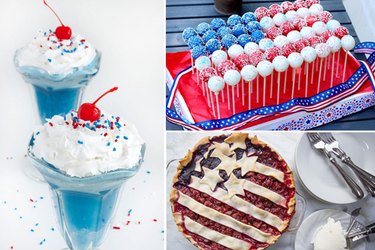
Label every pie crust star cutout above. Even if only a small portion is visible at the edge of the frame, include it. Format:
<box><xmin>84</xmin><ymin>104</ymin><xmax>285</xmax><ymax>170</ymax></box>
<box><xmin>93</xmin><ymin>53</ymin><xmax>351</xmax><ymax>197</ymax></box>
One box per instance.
<box><xmin>199</xmin><ymin>167</ymin><xmax>224</xmax><ymax>191</ymax></box>
<box><xmin>224</xmin><ymin>173</ymin><xmax>245</xmax><ymax>199</ymax></box>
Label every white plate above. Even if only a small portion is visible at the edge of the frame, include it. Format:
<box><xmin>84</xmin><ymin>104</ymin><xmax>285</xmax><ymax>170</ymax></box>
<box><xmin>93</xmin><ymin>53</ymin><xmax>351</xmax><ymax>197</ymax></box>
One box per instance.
<box><xmin>295</xmin><ymin>209</ymin><xmax>366</xmax><ymax>250</ymax></box>
<box><xmin>295</xmin><ymin>133</ymin><xmax>375</xmax><ymax>204</ymax></box>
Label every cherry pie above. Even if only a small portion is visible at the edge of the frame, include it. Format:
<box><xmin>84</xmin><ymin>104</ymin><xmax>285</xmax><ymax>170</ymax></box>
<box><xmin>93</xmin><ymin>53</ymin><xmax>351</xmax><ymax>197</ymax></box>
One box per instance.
<box><xmin>170</xmin><ymin>133</ymin><xmax>296</xmax><ymax>250</ymax></box>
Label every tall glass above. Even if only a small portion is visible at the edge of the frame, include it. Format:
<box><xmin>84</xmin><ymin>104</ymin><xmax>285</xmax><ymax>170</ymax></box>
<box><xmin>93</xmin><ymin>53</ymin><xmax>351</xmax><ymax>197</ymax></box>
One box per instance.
<box><xmin>28</xmin><ymin>136</ymin><xmax>145</xmax><ymax>250</ymax></box>
<box><xmin>14</xmin><ymin>50</ymin><xmax>101</xmax><ymax>124</ymax></box>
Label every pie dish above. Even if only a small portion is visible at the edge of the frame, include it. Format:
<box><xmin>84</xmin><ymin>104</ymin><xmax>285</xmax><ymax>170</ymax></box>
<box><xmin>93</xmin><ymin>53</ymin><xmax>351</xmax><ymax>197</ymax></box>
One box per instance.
<box><xmin>170</xmin><ymin>132</ymin><xmax>296</xmax><ymax>250</ymax></box>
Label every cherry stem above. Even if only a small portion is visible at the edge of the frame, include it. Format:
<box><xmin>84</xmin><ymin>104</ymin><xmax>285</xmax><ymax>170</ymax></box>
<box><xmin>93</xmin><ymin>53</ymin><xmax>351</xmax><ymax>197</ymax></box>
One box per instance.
<box><xmin>92</xmin><ymin>87</ymin><xmax>119</xmax><ymax>105</ymax></box>
<box><xmin>43</xmin><ymin>0</ymin><xmax>64</xmax><ymax>26</ymax></box>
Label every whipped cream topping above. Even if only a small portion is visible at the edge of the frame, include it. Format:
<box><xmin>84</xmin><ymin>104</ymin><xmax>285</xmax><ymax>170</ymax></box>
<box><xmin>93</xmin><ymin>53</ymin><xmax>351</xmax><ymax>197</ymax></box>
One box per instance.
<box><xmin>31</xmin><ymin>112</ymin><xmax>144</xmax><ymax>177</ymax></box>
<box><xmin>16</xmin><ymin>30</ymin><xmax>97</xmax><ymax>75</ymax></box>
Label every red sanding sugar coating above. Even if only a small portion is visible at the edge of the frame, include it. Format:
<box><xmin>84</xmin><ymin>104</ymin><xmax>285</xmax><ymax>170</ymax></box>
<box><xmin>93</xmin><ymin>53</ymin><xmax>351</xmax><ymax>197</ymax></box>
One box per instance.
<box><xmin>249</xmin><ymin>51</ymin><xmax>265</xmax><ymax>66</ymax></box>
<box><xmin>269</xmin><ymin>4</ymin><xmax>283</xmax><ymax>17</ymax></box>
<box><xmin>293</xmin><ymin>0</ymin><xmax>306</xmax><ymax>10</ymax></box>
<box><xmin>234</xmin><ymin>54</ymin><xmax>251</xmax><ymax>69</ymax></box>
<box><xmin>319</xmin><ymin>11</ymin><xmax>333</xmax><ymax>23</ymax></box>
<box><xmin>281</xmin><ymin>1</ymin><xmax>294</xmax><ymax>13</ymax></box>
<box><xmin>281</xmin><ymin>22</ymin><xmax>294</xmax><ymax>35</ymax></box>
<box><xmin>267</xmin><ymin>26</ymin><xmax>282</xmax><ymax>40</ymax></box>
<box><xmin>293</xmin><ymin>19</ymin><xmax>307</xmax><ymax>31</ymax></box>
<box><xmin>306</xmin><ymin>0</ymin><xmax>320</xmax><ymax>7</ymax></box>
<box><xmin>255</xmin><ymin>7</ymin><xmax>270</xmax><ymax>20</ymax></box>
<box><xmin>199</xmin><ymin>67</ymin><xmax>217</xmax><ymax>82</ymax></box>
<box><xmin>320</xmin><ymin>30</ymin><xmax>334</xmax><ymax>42</ymax></box>
<box><xmin>294</xmin><ymin>38</ymin><xmax>310</xmax><ymax>52</ymax></box>
<box><xmin>281</xmin><ymin>43</ymin><xmax>296</xmax><ymax>57</ymax></box>
<box><xmin>335</xmin><ymin>26</ymin><xmax>349</xmax><ymax>39</ymax></box>
<box><xmin>309</xmin><ymin>36</ymin><xmax>323</xmax><ymax>47</ymax></box>
<box><xmin>305</xmin><ymin>15</ymin><xmax>318</xmax><ymax>27</ymax></box>
<box><xmin>265</xmin><ymin>47</ymin><xmax>281</xmax><ymax>61</ymax></box>
<box><xmin>217</xmin><ymin>60</ymin><xmax>236</xmax><ymax>76</ymax></box>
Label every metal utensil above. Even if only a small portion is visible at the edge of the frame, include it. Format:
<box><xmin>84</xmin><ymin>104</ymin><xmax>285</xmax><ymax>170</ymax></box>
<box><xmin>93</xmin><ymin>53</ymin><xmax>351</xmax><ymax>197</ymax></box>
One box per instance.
<box><xmin>347</xmin><ymin>221</ymin><xmax>375</xmax><ymax>243</ymax></box>
<box><xmin>307</xmin><ymin>133</ymin><xmax>364</xmax><ymax>199</ymax></box>
<box><xmin>346</xmin><ymin>208</ymin><xmax>362</xmax><ymax>235</ymax></box>
<box><xmin>321</xmin><ymin>133</ymin><xmax>375</xmax><ymax>197</ymax></box>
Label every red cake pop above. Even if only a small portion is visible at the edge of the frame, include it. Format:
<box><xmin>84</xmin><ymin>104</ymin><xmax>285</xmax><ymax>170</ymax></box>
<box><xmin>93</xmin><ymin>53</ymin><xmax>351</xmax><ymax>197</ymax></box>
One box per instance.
<box><xmin>281</xmin><ymin>43</ymin><xmax>296</xmax><ymax>57</ymax></box>
<box><xmin>309</xmin><ymin>36</ymin><xmax>323</xmax><ymax>47</ymax></box>
<box><xmin>306</xmin><ymin>0</ymin><xmax>320</xmax><ymax>8</ymax></box>
<box><xmin>281</xmin><ymin>22</ymin><xmax>295</xmax><ymax>35</ymax></box>
<box><xmin>334</xmin><ymin>26</ymin><xmax>349</xmax><ymax>39</ymax></box>
<box><xmin>293</xmin><ymin>19</ymin><xmax>307</xmax><ymax>31</ymax></box>
<box><xmin>293</xmin><ymin>0</ymin><xmax>307</xmax><ymax>10</ymax></box>
<box><xmin>320</xmin><ymin>30</ymin><xmax>334</xmax><ymax>42</ymax></box>
<box><xmin>281</xmin><ymin>1</ymin><xmax>295</xmax><ymax>13</ymax></box>
<box><xmin>43</xmin><ymin>0</ymin><xmax>72</xmax><ymax>40</ymax></box>
<box><xmin>264</xmin><ymin>47</ymin><xmax>281</xmax><ymax>61</ymax></box>
<box><xmin>305</xmin><ymin>15</ymin><xmax>318</xmax><ymax>27</ymax></box>
<box><xmin>234</xmin><ymin>54</ymin><xmax>251</xmax><ymax>69</ymax></box>
<box><xmin>255</xmin><ymin>7</ymin><xmax>270</xmax><ymax>20</ymax></box>
<box><xmin>319</xmin><ymin>11</ymin><xmax>333</xmax><ymax>23</ymax></box>
<box><xmin>294</xmin><ymin>38</ymin><xmax>310</xmax><ymax>52</ymax></box>
<box><xmin>267</xmin><ymin>26</ymin><xmax>282</xmax><ymax>40</ymax></box>
<box><xmin>78</xmin><ymin>87</ymin><xmax>118</xmax><ymax>122</ymax></box>
<box><xmin>269</xmin><ymin>4</ymin><xmax>283</xmax><ymax>17</ymax></box>
<box><xmin>217</xmin><ymin>60</ymin><xmax>236</xmax><ymax>76</ymax></box>
<box><xmin>249</xmin><ymin>51</ymin><xmax>265</xmax><ymax>66</ymax></box>
<box><xmin>199</xmin><ymin>67</ymin><xmax>217</xmax><ymax>82</ymax></box>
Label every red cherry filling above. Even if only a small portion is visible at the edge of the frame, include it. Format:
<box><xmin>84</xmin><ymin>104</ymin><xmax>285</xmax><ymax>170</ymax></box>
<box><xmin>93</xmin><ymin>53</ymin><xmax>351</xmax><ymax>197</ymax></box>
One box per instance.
<box><xmin>78</xmin><ymin>87</ymin><xmax>119</xmax><ymax>122</ymax></box>
<box><xmin>43</xmin><ymin>0</ymin><xmax>72</xmax><ymax>40</ymax></box>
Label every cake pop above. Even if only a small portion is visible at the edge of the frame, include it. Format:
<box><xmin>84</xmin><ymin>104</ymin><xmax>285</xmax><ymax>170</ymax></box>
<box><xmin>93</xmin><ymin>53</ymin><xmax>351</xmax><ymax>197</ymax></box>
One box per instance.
<box><xmin>341</xmin><ymin>35</ymin><xmax>355</xmax><ymax>82</ymax></box>
<box><xmin>309</xmin><ymin>4</ymin><xmax>324</xmax><ymax>16</ymax></box>
<box><xmin>234</xmin><ymin>53</ymin><xmax>250</xmax><ymax>69</ymax></box>
<box><xmin>227</xmin><ymin>15</ymin><xmax>242</xmax><ymax>27</ymax></box>
<box><xmin>312</xmin><ymin>21</ymin><xmax>327</xmax><ymax>35</ymax></box>
<box><xmin>294</xmin><ymin>38</ymin><xmax>310</xmax><ymax>53</ymax></box>
<box><xmin>334</xmin><ymin>26</ymin><xmax>349</xmax><ymax>39</ymax></box>
<box><xmin>269</xmin><ymin>4</ymin><xmax>283</xmax><ymax>17</ymax></box>
<box><xmin>199</xmin><ymin>67</ymin><xmax>217</xmax><ymax>83</ymax></box>
<box><xmin>221</xmin><ymin>34</ymin><xmax>238</xmax><ymax>49</ymax></box>
<box><xmin>315</xmin><ymin>43</ymin><xmax>330</xmax><ymax>93</ymax></box>
<box><xmin>244</xmin><ymin>42</ymin><xmax>259</xmax><ymax>55</ymax></box>
<box><xmin>274</xmin><ymin>35</ymin><xmax>289</xmax><ymax>48</ymax></box>
<box><xmin>251</xmin><ymin>30</ymin><xmax>265</xmax><ymax>43</ymax></box>
<box><xmin>306</xmin><ymin>0</ymin><xmax>320</xmax><ymax>8</ymax></box>
<box><xmin>259</xmin><ymin>38</ymin><xmax>274</xmax><ymax>51</ymax></box>
<box><xmin>191</xmin><ymin>45</ymin><xmax>208</xmax><ymax>60</ymax></box>
<box><xmin>319</xmin><ymin>11</ymin><xmax>333</xmax><ymax>23</ymax></box>
<box><xmin>218</xmin><ymin>26</ymin><xmax>233</xmax><ymax>37</ymax></box>
<box><xmin>281</xmin><ymin>43</ymin><xmax>296</xmax><ymax>57</ymax></box>
<box><xmin>187</xmin><ymin>36</ymin><xmax>204</xmax><ymax>49</ymax></box>
<box><xmin>287</xmin><ymin>30</ymin><xmax>303</xmax><ymax>43</ymax></box>
<box><xmin>320</xmin><ymin>30</ymin><xmax>334</xmax><ymax>42</ymax></box>
<box><xmin>260</xmin><ymin>16</ymin><xmax>275</xmax><ymax>31</ymax></box>
<box><xmin>195</xmin><ymin>56</ymin><xmax>211</xmax><ymax>71</ymax></box>
<box><xmin>267</xmin><ymin>27</ymin><xmax>282</xmax><ymax>40</ymax></box>
<box><xmin>305</xmin><ymin>15</ymin><xmax>318</xmax><ymax>27</ymax></box>
<box><xmin>309</xmin><ymin>36</ymin><xmax>323</xmax><ymax>47</ymax></box>
<box><xmin>273</xmin><ymin>13</ymin><xmax>287</xmax><ymax>27</ymax></box>
<box><xmin>197</xmin><ymin>64</ymin><xmax>216</xmax><ymax>99</ymax></box>
<box><xmin>196</xmin><ymin>22</ymin><xmax>211</xmax><ymax>35</ymax></box>
<box><xmin>326</xmin><ymin>36</ymin><xmax>341</xmax><ymax>87</ymax></box>
<box><xmin>208</xmin><ymin>76</ymin><xmax>225</xmax><ymax>118</ymax></box>
<box><xmin>288</xmin><ymin>52</ymin><xmax>304</xmax><ymax>98</ymax></box>
<box><xmin>241</xmin><ymin>65</ymin><xmax>258</xmax><ymax>109</ymax></box>
<box><xmin>182</xmin><ymin>27</ymin><xmax>197</xmax><ymax>42</ymax></box>
<box><xmin>301</xmin><ymin>46</ymin><xmax>317</xmax><ymax>95</ymax></box>
<box><xmin>257</xmin><ymin>60</ymin><xmax>274</xmax><ymax>106</ymax></box>
<box><xmin>326</xmin><ymin>20</ymin><xmax>341</xmax><ymax>31</ymax></box>
<box><xmin>255</xmin><ymin>7</ymin><xmax>270</xmax><ymax>20</ymax></box>
<box><xmin>301</xmin><ymin>26</ymin><xmax>316</xmax><ymax>39</ymax></box>
<box><xmin>281</xmin><ymin>22</ymin><xmax>294</xmax><ymax>35</ymax></box>
<box><xmin>238</xmin><ymin>34</ymin><xmax>252</xmax><ymax>47</ymax></box>
<box><xmin>273</xmin><ymin>55</ymin><xmax>289</xmax><ymax>104</ymax></box>
<box><xmin>217</xmin><ymin>60</ymin><xmax>236</xmax><ymax>77</ymax></box>
<box><xmin>246</xmin><ymin>21</ymin><xmax>261</xmax><ymax>33</ymax></box>
<box><xmin>285</xmin><ymin>10</ymin><xmax>298</xmax><ymax>22</ymax></box>
<box><xmin>228</xmin><ymin>44</ymin><xmax>244</xmax><ymax>59</ymax></box>
<box><xmin>242</xmin><ymin>12</ymin><xmax>257</xmax><ymax>24</ymax></box>
<box><xmin>281</xmin><ymin>1</ymin><xmax>295</xmax><ymax>13</ymax></box>
<box><xmin>211</xmin><ymin>18</ymin><xmax>226</xmax><ymax>30</ymax></box>
<box><xmin>232</xmin><ymin>24</ymin><xmax>247</xmax><ymax>37</ymax></box>
<box><xmin>206</xmin><ymin>38</ymin><xmax>221</xmax><ymax>54</ymax></box>
<box><xmin>211</xmin><ymin>50</ymin><xmax>228</xmax><ymax>67</ymax></box>
<box><xmin>265</xmin><ymin>47</ymin><xmax>281</xmax><ymax>61</ymax></box>
<box><xmin>293</xmin><ymin>0</ymin><xmax>307</xmax><ymax>10</ymax></box>
<box><xmin>224</xmin><ymin>70</ymin><xmax>241</xmax><ymax>114</ymax></box>
<box><xmin>297</xmin><ymin>7</ymin><xmax>310</xmax><ymax>18</ymax></box>
<box><xmin>249</xmin><ymin>51</ymin><xmax>265</xmax><ymax>67</ymax></box>
<box><xmin>293</xmin><ymin>19</ymin><xmax>308</xmax><ymax>31</ymax></box>
<box><xmin>202</xmin><ymin>30</ymin><xmax>218</xmax><ymax>43</ymax></box>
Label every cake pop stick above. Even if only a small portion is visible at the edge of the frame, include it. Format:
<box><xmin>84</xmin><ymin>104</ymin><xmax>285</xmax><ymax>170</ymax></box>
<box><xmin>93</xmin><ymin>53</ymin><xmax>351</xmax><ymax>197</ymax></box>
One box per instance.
<box><xmin>224</xmin><ymin>70</ymin><xmax>241</xmax><ymax>115</ymax></box>
<box><xmin>326</xmin><ymin>36</ymin><xmax>341</xmax><ymax>87</ymax></box>
<box><xmin>336</xmin><ymin>49</ymin><xmax>341</xmax><ymax>78</ymax></box>
<box><xmin>257</xmin><ymin>77</ymin><xmax>260</xmax><ymax>103</ymax></box>
<box><xmin>208</xmin><ymin>76</ymin><xmax>225</xmax><ymax>119</ymax></box>
<box><xmin>315</xmin><ymin>43</ymin><xmax>330</xmax><ymax>93</ymax></box>
<box><xmin>323</xmin><ymin>57</ymin><xmax>327</xmax><ymax>82</ymax></box>
<box><xmin>195</xmin><ymin>56</ymin><xmax>211</xmax><ymax>96</ymax></box>
<box><xmin>228</xmin><ymin>45</ymin><xmax>244</xmax><ymax>98</ymax></box>
<box><xmin>341</xmin><ymin>35</ymin><xmax>355</xmax><ymax>83</ymax></box>
<box><xmin>301</xmin><ymin>46</ymin><xmax>317</xmax><ymax>97</ymax></box>
<box><xmin>283</xmin><ymin>69</ymin><xmax>288</xmax><ymax>94</ymax></box>
<box><xmin>241</xmin><ymin>65</ymin><xmax>258</xmax><ymax>110</ymax></box>
<box><xmin>257</xmin><ymin>61</ymin><xmax>274</xmax><ymax>107</ymax></box>
<box><xmin>288</xmin><ymin>53</ymin><xmax>303</xmax><ymax>99</ymax></box>
<box><xmin>273</xmin><ymin>56</ymin><xmax>289</xmax><ymax>104</ymax></box>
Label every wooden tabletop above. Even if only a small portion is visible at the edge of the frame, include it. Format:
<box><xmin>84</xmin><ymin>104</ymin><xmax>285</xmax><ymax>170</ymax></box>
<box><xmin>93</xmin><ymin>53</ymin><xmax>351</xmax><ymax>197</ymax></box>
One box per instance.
<box><xmin>166</xmin><ymin>0</ymin><xmax>375</xmax><ymax>130</ymax></box>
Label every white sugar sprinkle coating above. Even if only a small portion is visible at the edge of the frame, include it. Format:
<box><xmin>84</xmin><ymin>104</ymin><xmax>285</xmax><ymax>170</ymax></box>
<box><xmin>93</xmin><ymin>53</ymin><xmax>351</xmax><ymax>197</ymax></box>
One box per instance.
<box><xmin>341</xmin><ymin>35</ymin><xmax>355</xmax><ymax>51</ymax></box>
<box><xmin>300</xmin><ymin>26</ymin><xmax>316</xmax><ymax>39</ymax></box>
<box><xmin>287</xmin><ymin>30</ymin><xmax>302</xmax><ymax>43</ymax></box>
<box><xmin>301</xmin><ymin>46</ymin><xmax>317</xmax><ymax>63</ymax></box>
<box><xmin>259</xmin><ymin>38</ymin><xmax>274</xmax><ymax>51</ymax></box>
<box><xmin>297</xmin><ymin>7</ymin><xmax>310</xmax><ymax>18</ymax></box>
<box><xmin>195</xmin><ymin>56</ymin><xmax>211</xmax><ymax>71</ymax></box>
<box><xmin>273</xmin><ymin>13</ymin><xmax>287</xmax><ymax>27</ymax></box>
<box><xmin>326</xmin><ymin>36</ymin><xmax>341</xmax><ymax>52</ymax></box>
<box><xmin>208</xmin><ymin>76</ymin><xmax>225</xmax><ymax>92</ymax></box>
<box><xmin>272</xmin><ymin>55</ymin><xmax>289</xmax><ymax>72</ymax></box>
<box><xmin>285</xmin><ymin>10</ymin><xmax>298</xmax><ymax>22</ymax></box>
<box><xmin>228</xmin><ymin>44</ymin><xmax>244</xmax><ymax>59</ymax></box>
<box><xmin>312</xmin><ymin>21</ymin><xmax>327</xmax><ymax>35</ymax></box>
<box><xmin>224</xmin><ymin>70</ymin><xmax>241</xmax><ymax>86</ymax></box>
<box><xmin>241</xmin><ymin>65</ymin><xmax>258</xmax><ymax>81</ymax></box>
<box><xmin>326</xmin><ymin>20</ymin><xmax>341</xmax><ymax>31</ymax></box>
<box><xmin>211</xmin><ymin>50</ymin><xmax>228</xmax><ymax>66</ymax></box>
<box><xmin>244</xmin><ymin>42</ymin><xmax>259</xmax><ymax>55</ymax></box>
<box><xmin>274</xmin><ymin>35</ymin><xmax>289</xmax><ymax>48</ymax></box>
<box><xmin>260</xmin><ymin>16</ymin><xmax>275</xmax><ymax>31</ymax></box>
<box><xmin>288</xmin><ymin>52</ymin><xmax>303</xmax><ymax>68</ymax></box>
<box><xmin>309</xmin><ymin>4</ymin><xmax>324</xmax><ymax>15</ymax></box>
<box><xmin>257</xmin><ymin>60</ymin><xmax>274</xmax><ymax>77</ymax></box>
<box><xmin>315</xmin><ymin>43</ymin><xmax>331</xmax><ymax>58</ymax></box>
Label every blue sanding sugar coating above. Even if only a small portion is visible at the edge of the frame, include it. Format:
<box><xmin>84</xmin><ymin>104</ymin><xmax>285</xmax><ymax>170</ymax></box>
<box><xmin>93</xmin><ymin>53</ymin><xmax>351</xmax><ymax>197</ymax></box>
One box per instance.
<box><xmin>191</xmin><ymin>45</ymin><xmax>207</xmax><ymax>59</ymax></box>
<box><xmin>242</xmin><ymin>12</ymin><xmax>257</xmax><ymax>24</ymax></box>
<box><xmin>221</xmin><ymin>34</ymin><xmax>238</xmax><ymax>49</ymax></box>
<box><xmin>232</xmin><ymin>24</ymin><xmax>247</xmax><ymax>37</ymax></box>
<box><xmin>246</xmin><ymin>21</ymin><xmax>261</xmax><ymax>33</ymax></box>
<box><xmin>217</xmin><ymin>26</ymin><xmax>233</xmax><ymax>38</ymax></box>
<box><xmin>238</xmin><ymin>34</ymin><xmax>252</xmax><ymax>47</ymax></box>
<box><xmin>182</xmin><ymin>27</ymin><xmax>197</xmax><ymax>42</ymax></box>
<box><xmin>251</xmin><ymin>30</ymin><xmax>265</xmax><ymax>43</ymax></box>
<box><xmin>227</xmin><ymin>14</ymin><xmax>242</xmax><ymax>27</ymax></box>
<box><xmin>196</xmin><ymin>22</ymin><xmax>211</xmax><ymax>35</ymax></box>
<box><xmin>34</xmin><ymin>85</ymin><xmax>82</xmax><ymax>123</ymax></box>
<box><xmin>202</xmin><ymin>30</ymin><xmax>218</xmax><ymax>43</ymax></box>
<box><xmin>206</xmin><ymin>38</ymin><xmax>221</xmax><ymax>54</ymax></box>
<box><xmin>211</xmin><ymin>18</ymin><xmax>226</xmax><ymax>30</ymax></box>
<box><xmin>187</xmin><ymin>36</ymin><xmax>203</xmax><ymax>49</ymax></box>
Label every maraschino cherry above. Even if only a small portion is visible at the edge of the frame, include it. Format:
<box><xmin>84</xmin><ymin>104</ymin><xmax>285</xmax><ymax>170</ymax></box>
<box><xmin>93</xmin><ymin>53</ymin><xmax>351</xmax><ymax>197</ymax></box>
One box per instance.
<box><xmin>78</xmin><ymin>87</ymin><xmax>119</xmax><ymax>122</ymax></box>
<box><xmin>43</xmin><ymin>0</ymin><xmax>72</xmax><ymax>40</ymax></box>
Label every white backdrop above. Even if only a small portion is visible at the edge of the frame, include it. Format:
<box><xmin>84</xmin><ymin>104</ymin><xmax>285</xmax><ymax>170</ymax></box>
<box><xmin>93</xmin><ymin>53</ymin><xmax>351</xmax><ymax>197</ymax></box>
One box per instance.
<box><xmin>0</xmin><ymin>0</ymin><xmax>165</xmax><ymax>249</ymax></box>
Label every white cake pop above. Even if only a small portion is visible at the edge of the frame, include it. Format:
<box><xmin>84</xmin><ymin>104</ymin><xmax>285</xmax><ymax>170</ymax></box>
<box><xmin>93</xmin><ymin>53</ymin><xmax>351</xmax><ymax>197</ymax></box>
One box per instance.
<box><xmin>273</xmin><ymin>13</ymin><xmax>287</xmax><ymax>27</ymax></box>
<box><xmin>244</xmin><ymin>42</ymin><xmax>259</xmax><ymax>55</ymax></box>
<box><xmin>228</xmin><ymin>44</ymin><xmax>244</xmax><ymax>59</ymax></box>
<box><xmin>312</xmin><ymin>21</ymin><xmax>327</xmax><ymax>35</ymax></box>
<box><xmin>341</xmin><ymin>35</ymin><xmax>355</xmax><ymax>51</ymax></box>
<box><xmin>274</xmin><ymin>35</ymin><xmax>289</xmax><ymax>48</ymax></box>
<box><xmin>257</xmin><ymin>60</ymin><xmax>274</xmax><ymax>77</ymax></box>
<box><xmin>301</xmin><ymin>46</ymin><xmax>317</xmax><ymax>63</ymax></box>
<box><xmin>287</xmin><ymin>30</ymin><xmax>302</xmax><ymax>43</ymax></box>
<box><xmin>297</xmin><ymin>7</ymin><xmax>310</xmax><ymax>18</ymax></box>
<box><xmin>241</xmin><ymin>65</ymin><xmax>258</xmax><ymax>81</ymax></box>
<box><xmin>272</xmin><ymin>56</ymin><xmax>289</xmax><ymax>72</ymax></box>
<box><xmin>327</xmin><ymin>36</ymin><xmax>341</xmax><ymax>52</ymax></box>
<box><xmin>224</xmin><ymin>70</ymin><xmax>241</xmax><ymax>86</ymax></box>
<box><xmin>285</xmin><ymin>10</ymin><xmax>298</xmax><ymax>22</ymax></box>
<box><xmin>208</xmin><ymin>76</ymin><xmax>225</xmax><ymax>92</ymax></box>
<box><xmin>309</xmin><ymin>4</ymin><xmax>323</xmax><ymax>15</ymax></box>
<box><xmin>288</xmin><ymin>52</ymin><xmax>304</xmax><ymax>68</ymax></box>
<box><xmin>259</xmin><ymin>38</ymin><xmax>274</xmax><ymax>51</ymax></box>
<box><xmin>195</xmin><ymin>56</ymin><xmax>211</xmax><ymax>71</ymax></box>
<box><xmin>300</xmin><ymin>26</ymin><xmax>316</xmax><ymax>39</ymax></box>
<box><xmin>211</xmin><ymin>50</ymin><xmax>228</xmax><ymax>66</ymax></box>
<box><xmin>260</xmin><ymin>16</ymin><xmax>275</xmax><ymax>31</ymax></box>
<box><xmin>315</xmin><ymin>43</ymin><xmax>330</xmax><ymax>58</ymax></box>
<box><xmin>327</xmin><ymin>20</ymin><xmax>341</xmax><ymax>31</ymax></box>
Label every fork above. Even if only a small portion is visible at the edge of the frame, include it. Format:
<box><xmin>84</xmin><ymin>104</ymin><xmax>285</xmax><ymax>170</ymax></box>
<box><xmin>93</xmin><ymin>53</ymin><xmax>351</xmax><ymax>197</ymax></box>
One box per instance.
<box><xmin>307</xmin><ymin>133</ymin><xmax>364</xmax><ymax>199</ymax></box>
<box><xmin>321</xmin><ymin>133</ymin><xmax>375</xmax><ymax>196</ymax></box>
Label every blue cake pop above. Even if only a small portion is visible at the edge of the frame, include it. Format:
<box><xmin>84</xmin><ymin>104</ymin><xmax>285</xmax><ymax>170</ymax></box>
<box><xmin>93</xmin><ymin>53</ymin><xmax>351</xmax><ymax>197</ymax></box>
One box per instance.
<box><xmin>217</xmin><ymin>26</ymin><xmax>233</xmax><ymax>38</ymax></box>
<box><xmin>251</xmin><ymin>30</ymin><xmax>264</xmax><ymax>43</ymax></box>
<box><xmin>221</xmin><ymin>34</ymin><xmax>238</xmax><ymax>49</ymax></box>
<box><xmin>202</xmin><ymin>30</ymin><xmax>218</xmax><ymax>43</ymax></box>
<box><xmin>242</xmin><ymin>12</ymin><xmax>257</xmax><ymax>24</ymax></box>
<box><xmin>232</xmin><ymin>24</ymin><xmax>247</xmax><ymax>37</ymax></box>
<box><xmin>238</xmin><ymin>34</ymin><xmax>252</xmax><ymax>47</ymax></box>
<box><xmin>182</xmin><ymin>27</ymin><xmax>197</xmax><ymax>42</ymax></box>
<box><xmin>196</xmin><ymin>22</ymin><xmax>211</xmax><ymax>35</ymax></box>
<box><xmin>211</xmin><ymin>18</ymin><xmax>226</xmax><ymax>30</ymax></box>
<box><xmin>187</xmin><ymin>36</ymin><xmax>204</xmax><ymax>49</ymax></box>
<box><xmin>246</xmin><ymin>21</ymin><xmax>261</xmax><ymax>33</ymax></box>
<box><xmin>227</xmin><ymin>14</ymin><xmax>242</xmax><ymax>27</ymax></box>
<box><xmin>206</xmin><ymin>38</ymin><xmax>221</xmax><ymax>54</ymax></box>
<box><xmin>191</xmin><ymin>45</ymin><xmax>208</xmax><ymax>60</ymax></box>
